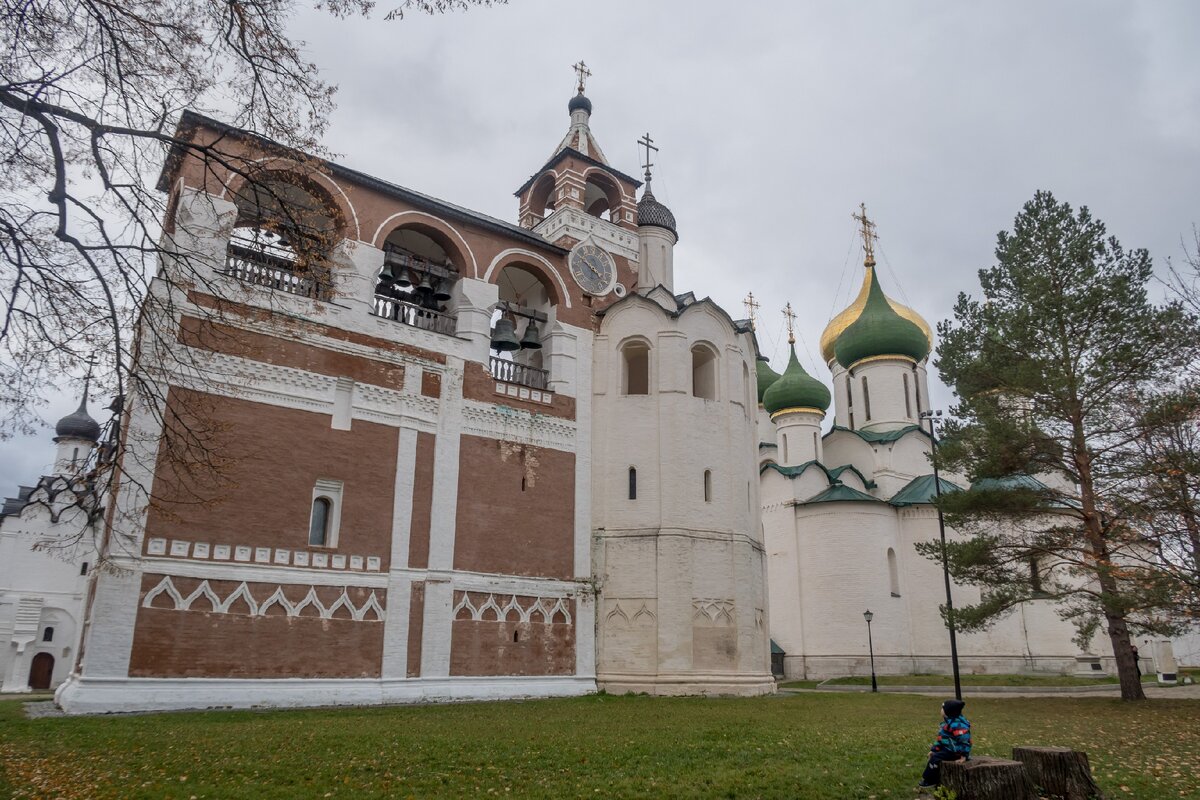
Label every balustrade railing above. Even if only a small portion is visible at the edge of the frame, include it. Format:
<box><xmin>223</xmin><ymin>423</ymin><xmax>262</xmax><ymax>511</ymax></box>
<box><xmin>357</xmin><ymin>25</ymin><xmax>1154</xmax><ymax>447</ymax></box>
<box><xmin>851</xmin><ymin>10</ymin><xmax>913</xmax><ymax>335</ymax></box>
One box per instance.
<box><xmin>371</xmin><ymin>295</ymin><xmax>457</xmax><ymax>336</ymax></box>
<box><xmin>490</xmin><ymin>357</ymin><xmax>549</xmax><ymax>390</ymax></box>
<box><xmin>223</xmin><ymin>243</ymin><xmax>332</xmax><ymax>301</ymax></box>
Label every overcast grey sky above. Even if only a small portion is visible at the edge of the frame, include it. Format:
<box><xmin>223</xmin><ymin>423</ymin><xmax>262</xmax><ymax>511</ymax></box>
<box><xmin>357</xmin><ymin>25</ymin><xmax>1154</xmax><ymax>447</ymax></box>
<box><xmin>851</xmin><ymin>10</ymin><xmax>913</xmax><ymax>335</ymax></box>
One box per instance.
<box><xmin>3</xmin><ymin>0</ymin><xmax>1198</xmax><ymax>499</ymax></box>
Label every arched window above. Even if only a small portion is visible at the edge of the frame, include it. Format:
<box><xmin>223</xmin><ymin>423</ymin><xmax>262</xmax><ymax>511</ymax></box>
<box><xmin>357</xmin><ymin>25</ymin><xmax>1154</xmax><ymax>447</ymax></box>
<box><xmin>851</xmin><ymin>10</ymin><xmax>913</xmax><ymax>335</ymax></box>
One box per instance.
<box><xmin>583</xmin><ymin>173</ymin><xmax>622</xmax><ymax>222</ymax></box>
<box><xmin>913</xmin><ymin>367</ymin><xmax>923</xmax><ymax>414</ymax></box>
<box><xmin>373</xmin><ymin>226</ymin><xmax>461</xmax><ymax>333</ymax></box>
<box><xmin>691</xmin><ymin>345</ymin><xmax>717</xmax><ymax>400</ymax></box>
<box><xmin>903</xmin><ymin>373</ymin><xmax>912</xmax><ymax>418</ymax></box>
<box><xmin>782</xmin><ymin>434</ymin><xmax>789</xmax><ymax>463</ymax></box>
<box><xmin>628</xmin><ymin>467</ymin><xmax>637</xmax><ymax>500</ymax></box>
<box><xmin>703</xmin><ymin>470</ymin><xmax>713</xmax><ymax>503</ymax></box>
<box><xmin>228</xmin><ymin>173</ymin><xmax>341</xmax><ymax>301</ymax></box>
<box><xmin>622</xmin><ymin>342</ymin><xmax>650</xmax><ymax>395</ymax></box>
<box><xmin>862</xmin><ymin>375</ymin><xmax>872</xmax><ymax>421</ymax></box>
<box><xmin>887</xmin><ymin>548</ymin><xmax>900</xmax><ymax>597</ymax></box>
<box><xmin>812</xmin><ymin>431</ymin><xmax>819</xmax><ymax>456</ymax></box>
<box><xmin>42</xmin><ymin>626</ymin><xmax>54</xmax><ymax>643</ymax></box>
<box><xmin>309</xmin><ymin>497</ymin><xmax>331</xmax><ymax>547</ymax></box>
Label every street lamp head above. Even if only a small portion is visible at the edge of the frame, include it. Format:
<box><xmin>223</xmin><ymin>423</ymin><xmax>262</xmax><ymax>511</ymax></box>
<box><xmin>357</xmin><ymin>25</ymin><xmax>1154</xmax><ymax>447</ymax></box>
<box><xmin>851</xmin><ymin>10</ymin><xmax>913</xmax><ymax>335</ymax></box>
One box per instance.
<box><xmin>863</xmin><ymin>610</ymin><xmax>873</xmax><ymax>623</ymax></box>
<box><xmin>919</xmin><ymin>409</ymin><xmax>942</xmax><ymax>420</ymax></box>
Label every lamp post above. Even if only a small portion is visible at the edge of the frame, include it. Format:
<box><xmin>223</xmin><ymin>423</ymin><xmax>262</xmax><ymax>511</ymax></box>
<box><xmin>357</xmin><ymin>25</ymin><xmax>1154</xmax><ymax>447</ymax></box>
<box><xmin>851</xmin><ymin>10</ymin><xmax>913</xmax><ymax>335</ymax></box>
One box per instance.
<box><xmin>863</xmin><ymin>609</ymin><xmax>878</xmax><ymax>693</ymax></box>
<box><xmin>920</xmin><ymin>409</ymin><xmax>963</xmax><ymax>702</ymax></box>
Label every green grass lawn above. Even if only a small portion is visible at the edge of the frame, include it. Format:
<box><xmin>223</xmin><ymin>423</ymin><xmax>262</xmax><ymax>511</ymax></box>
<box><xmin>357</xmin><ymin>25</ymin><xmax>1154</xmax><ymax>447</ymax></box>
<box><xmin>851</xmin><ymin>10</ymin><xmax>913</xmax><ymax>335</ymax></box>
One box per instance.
<box><xmin>812</xmin><ymin>672</ymin><xmax>1161</xmax><ymax>687</ymax></box>
<box><xmin>1</xmin><ymin>692</ymin><xmax>1197</xmax><ymax>799</ymax></box>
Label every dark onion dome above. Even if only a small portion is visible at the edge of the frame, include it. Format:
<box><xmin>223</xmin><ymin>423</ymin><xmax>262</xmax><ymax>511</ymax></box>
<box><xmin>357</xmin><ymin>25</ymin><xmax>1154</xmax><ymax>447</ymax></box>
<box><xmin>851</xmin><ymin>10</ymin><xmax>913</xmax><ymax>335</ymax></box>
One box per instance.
<box><xmin>55</xmin><ymin>394</ymin><xmax>101</xmax><ymax>443</ymax></box>
<box><xmin>568</xmin><ymin>91</ymin><xmax>592</xmax><ymax>114</ymax></box>
<box><xmin>756</xmin><ymin>355</ymin><xmax>782</xmax><ymax>403</ymax></box>
<box><xmin>834</xmin><ymin>267</ymin><xmax>931</xmax><ymax>369</ymax></box>
<box><xmin>636</xmin><ymin>187</ymin><xmax>678</xmax><ymax>238</ymax></box>
<box><xmin>762</xmin><ymin>344</ymin><xmax>832</xmax><ymax>415</ymax></box>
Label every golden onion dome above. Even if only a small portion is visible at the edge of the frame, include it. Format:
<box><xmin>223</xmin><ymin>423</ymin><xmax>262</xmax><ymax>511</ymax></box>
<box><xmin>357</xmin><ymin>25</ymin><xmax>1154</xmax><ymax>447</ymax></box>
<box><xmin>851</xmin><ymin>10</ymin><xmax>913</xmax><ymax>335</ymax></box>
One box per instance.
<box><xmin>819</xmin><ymin>266</ymin><xmax>932</xmax><ymax>364</ymax></box>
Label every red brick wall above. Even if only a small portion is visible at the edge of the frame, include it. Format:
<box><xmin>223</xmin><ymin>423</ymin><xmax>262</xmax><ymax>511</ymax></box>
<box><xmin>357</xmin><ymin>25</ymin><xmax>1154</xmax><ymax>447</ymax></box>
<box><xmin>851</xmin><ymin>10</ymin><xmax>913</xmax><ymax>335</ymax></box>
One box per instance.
<box><xmin>453</xmin><ymin>436</ymin><xmax>576</xmax><ymax>579</ymax></box>
<box><xmin>449</xmin><ymin>593</ymin><xmax>575</xmax><ymax>677</ymax></box>
<box><xmin>461</xmin><ymin>362</ymin><xmax>576</xmax><ymax>420</ymax></box>
<box><xmin>145</xmin><ymin>388</ymin><xmax>397</xmax><ymax>564</ymax></box>
<box><xmin>407</xmin><ymin>432</ymin><xmax>436</xmax><ymax>569</ymax></box>
<box><xmin>179</xmin><ymin>315</ymin><xmax>405</xmax><ymax>389</ymax></box>
<box><xmin>129</xmin><ymin>575</ymin><xmax>384</xmax><ymax>678</ymax></box>
<box><xmin>421</xmin><ymin>370</ymin><xmax>441</xmax><ymax>398</ymax></box>
<box><xmin>407</xmin><ymin>582</ymin><xmax>425</xmax><ymax>678</ymax></box>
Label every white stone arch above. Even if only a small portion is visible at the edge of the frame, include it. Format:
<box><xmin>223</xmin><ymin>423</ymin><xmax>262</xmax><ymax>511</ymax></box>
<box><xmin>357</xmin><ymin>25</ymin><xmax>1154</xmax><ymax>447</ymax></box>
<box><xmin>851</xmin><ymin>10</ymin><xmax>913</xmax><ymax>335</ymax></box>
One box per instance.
<box><xmin>689</xmin><ymin>339</ymin><xmax>721</xmax><ymax>400</ymax></box>
<box><xmin>483</xmin><ymin>248</ymin><xmax>573</xmax><ymax>309</ymax></box>
<box><xmin>617</xmin><ymin>334</ymin><xmax>654</xmax><ymax>396</ymax></box>
<box><xmin>370</xmin><ymin>210</ymin><xmax>479</xmax><ymax>278</ymax></box>
<box><xmin>219</xmin><ymin>156</ymin><xmax>361</xmax><ymax>242</ymax></box>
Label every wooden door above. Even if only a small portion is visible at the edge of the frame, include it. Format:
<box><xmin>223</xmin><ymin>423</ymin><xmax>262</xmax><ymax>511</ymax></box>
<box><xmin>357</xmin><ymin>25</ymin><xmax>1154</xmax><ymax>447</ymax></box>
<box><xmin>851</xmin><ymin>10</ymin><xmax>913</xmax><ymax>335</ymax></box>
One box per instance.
<box><xmin>28</xmin><ymin>652</ymin><xmax>54</xmax><ymax>690</ymax></box>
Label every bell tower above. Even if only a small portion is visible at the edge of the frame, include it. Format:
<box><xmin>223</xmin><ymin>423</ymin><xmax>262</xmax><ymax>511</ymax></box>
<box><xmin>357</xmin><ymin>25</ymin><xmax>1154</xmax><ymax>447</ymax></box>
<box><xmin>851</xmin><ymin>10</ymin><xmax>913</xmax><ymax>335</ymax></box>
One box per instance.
<box><xmin>515</xmin><ymin>63</ymin><xmax>642</xmax><ymax>254</ymax></box>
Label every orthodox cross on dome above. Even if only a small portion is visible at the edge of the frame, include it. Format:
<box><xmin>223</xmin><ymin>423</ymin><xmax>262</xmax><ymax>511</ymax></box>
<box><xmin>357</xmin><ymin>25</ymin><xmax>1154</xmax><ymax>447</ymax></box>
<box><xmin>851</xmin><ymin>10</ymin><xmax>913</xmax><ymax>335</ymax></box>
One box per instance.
<box><xmin>852</xmin><ymin>202</ymin><xmax>878</xmax><ymax>267</ymax></box>
<box><xmin>743</xmin><ymin>291</ymin><xmax>760</xmax><ymax>330</ymax></box>
<box><xmin>572</xmin><ymin>60</ymin><xmax>591</xmax><ymax>94</ymax></box>
<box><xmin>637</xmin><ymin>132</ymin><xmax>658</xmax><ymax>183</ymax></box>
<box><xmin>783</xmin><ymin>302</ymin><xmax>797</xmax><ymax>345</ymax></box>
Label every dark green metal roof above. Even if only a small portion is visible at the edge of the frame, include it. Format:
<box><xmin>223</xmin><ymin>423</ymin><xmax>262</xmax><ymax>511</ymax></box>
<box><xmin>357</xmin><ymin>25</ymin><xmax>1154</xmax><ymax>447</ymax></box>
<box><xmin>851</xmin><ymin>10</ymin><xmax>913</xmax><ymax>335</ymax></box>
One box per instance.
<box><xmin>760</xmin><ymin>460</ymin><xmax>876</xmax><ymax>489</ymax></box>
<box><xmin>801</xmin><ymin>484</ymin><xmax>882</xmax><ymax>505</ymax></box>
<box><xmin>834</xmin><ymin>267</ymin><xmax>931</xmax><ymax>368</ymax></box>
<box><xmin>888</xmin><ymin>474</ymin><xmax>963</xmax><ymax>506</ymax></box>
<box><xmin>826</xmin><ymin>424</ymin><xmax>929</xmax><ymax>444</ymax></box>
<box><xmin>762</xmin><ymin>343</ymin><xmax>831</xmax><ymax>414</ymax></box>
<box><xmin>756</xmin><ymin>356</ymin><xmax>782</xmax><ymax>403</ymax></box>
<box><xmin>770</xmin><ymin>639</ymin><xmax>785</xmax><ymax>655</ymax></box>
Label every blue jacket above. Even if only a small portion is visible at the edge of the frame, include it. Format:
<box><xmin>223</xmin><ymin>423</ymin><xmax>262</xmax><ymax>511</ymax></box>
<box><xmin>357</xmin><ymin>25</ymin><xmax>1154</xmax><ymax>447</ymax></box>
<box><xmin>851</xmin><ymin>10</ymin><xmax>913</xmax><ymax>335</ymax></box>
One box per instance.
<box><xmin>932</xmin><ymin>715</ymin><xmax>971</xmax><ymax>756</ymax></box>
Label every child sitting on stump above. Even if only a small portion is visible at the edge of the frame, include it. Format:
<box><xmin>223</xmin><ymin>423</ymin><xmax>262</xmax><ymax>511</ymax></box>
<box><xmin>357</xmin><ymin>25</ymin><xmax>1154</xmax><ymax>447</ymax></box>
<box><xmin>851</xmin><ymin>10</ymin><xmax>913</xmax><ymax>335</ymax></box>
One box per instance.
<box><xmin>918</xmin><ymin>698</ymin><xmax>971</xmax><ymax>788</ymax></box>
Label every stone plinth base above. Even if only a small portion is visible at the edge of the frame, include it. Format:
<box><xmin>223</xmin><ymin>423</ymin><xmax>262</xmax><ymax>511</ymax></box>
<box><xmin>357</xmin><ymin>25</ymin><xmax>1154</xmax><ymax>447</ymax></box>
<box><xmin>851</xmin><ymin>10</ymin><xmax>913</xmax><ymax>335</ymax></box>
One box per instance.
<box><xmin>54</xmin><ymin>674</ymin><xmax>596</xmax><ymax>715</ymax></box>
<box><xmin>597</xmin><ymin>670</ymin><xmax>776</xmax><ymax>697</ymax></box>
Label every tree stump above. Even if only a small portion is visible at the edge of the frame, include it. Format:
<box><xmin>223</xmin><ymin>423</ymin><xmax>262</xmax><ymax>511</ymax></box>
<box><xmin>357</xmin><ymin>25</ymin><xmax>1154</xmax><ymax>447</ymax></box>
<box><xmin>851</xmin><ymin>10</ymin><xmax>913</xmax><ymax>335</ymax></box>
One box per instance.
<box><xmin>1012</xmin><ymin>746</ymin><xmax>1106</xmax><ymax>799</ymax></box>
<box><xmin>941</xmin><ymin>756</ymin><xmax>1036</xmax><ymax>800</ymax></box>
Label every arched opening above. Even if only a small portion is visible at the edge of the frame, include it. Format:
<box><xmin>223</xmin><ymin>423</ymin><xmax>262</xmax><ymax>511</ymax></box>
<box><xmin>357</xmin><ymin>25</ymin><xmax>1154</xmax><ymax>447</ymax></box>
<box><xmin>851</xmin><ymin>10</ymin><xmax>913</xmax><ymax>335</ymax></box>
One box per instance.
<box><xmin>28</xmin><ymin>652</ymin><xmax>54</xmax><ymax>690</ymax></box>
<box><xmin>903</xmin><ymin>373</ymin><xmax>912</xmax><ymax>418</ymax></box>
<box><xmin>491</xmin><ymin>263</ymin><xmax>556</xmax><ymax>389</ymax></box>
<box><xmin>887</xmin><ymin>548</ymin><xmax>900</xmax><ymax>597</ymax></box>
<box><xmin>583</xmin><ymin>172</ymin><xmax>622</xmax><ymax>223</ymax></box>
<box><xmin>227</xmin><ymin>173</ymin><xmax>342</xmax><ymax>301</ymax></box>
<box><xmin>703</xmin><ymin>469</ymin><xmax>713</xmax><ymax>503</ymax></box>
<box><xmin>861</xmin><ymin>375</ymin><xmax>872</xmax><ymax>421</ymax></box>
<box><xmin>622</xmin><ymin>341</ymin><xmax>650</xmax><ymax>395</ymax></box>
<box><xmin>628</xmin><ymin>467</ymin><xmax>637</xmax><ymax>500</ymax></box>
<box><xmin>782</xmin><ymin>434</ymin><xmax>789</xmax><ymax>463</ymax></box>
<box><xmin>529</xmin><ymin>173</ymin><xmax>557</xmax><ymax>221</ymax></box>
<box><xmin>309</xmin><ymin>497</ymin><xmax>331</xmax><ymax>547</ymax></box>
<box><xmin>373</xmin><ymin>225</ymin><xmax>461</xmax><ymax>335</ymax></box>
<box><xmin>42</xmin><ymin>626</ymin><xmax>54</xmax><ymax>642</ymax></box>
<box><xmin>691</xmin><ymin>345</ymin><xmax>718</xmax><ymax>400</ymax></box>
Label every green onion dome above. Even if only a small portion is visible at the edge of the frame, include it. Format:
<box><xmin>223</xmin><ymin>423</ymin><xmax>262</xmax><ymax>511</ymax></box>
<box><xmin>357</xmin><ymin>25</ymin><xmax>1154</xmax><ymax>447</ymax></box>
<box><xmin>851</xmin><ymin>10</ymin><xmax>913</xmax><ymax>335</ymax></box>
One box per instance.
<box><xmin>756</xmin><ymin>355</ymin><xmax>782</xmax><ymax>403</ymax></box>
<box><xmin>762</xmin><ymin>344</ymin><xmax>831</xmax><ymax>415</ymax></box>
<box><xmin>833</xmin><ymin>267</ymin><xmax>931</xmax><ymax>369</ymax></box>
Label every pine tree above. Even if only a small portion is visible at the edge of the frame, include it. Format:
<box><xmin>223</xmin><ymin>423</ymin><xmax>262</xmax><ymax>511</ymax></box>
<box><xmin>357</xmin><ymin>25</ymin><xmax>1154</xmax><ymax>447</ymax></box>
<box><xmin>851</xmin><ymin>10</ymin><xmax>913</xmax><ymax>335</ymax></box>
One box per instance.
<box><xmin>931</xmin><ymin>191</ymin><xmax>1200</xmax><ymax>701</ymax></box>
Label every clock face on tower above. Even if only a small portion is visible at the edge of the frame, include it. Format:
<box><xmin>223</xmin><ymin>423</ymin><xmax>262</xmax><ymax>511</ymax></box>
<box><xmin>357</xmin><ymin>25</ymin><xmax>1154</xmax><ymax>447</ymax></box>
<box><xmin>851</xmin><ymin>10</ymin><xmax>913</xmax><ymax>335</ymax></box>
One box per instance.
<box><xmin>568</xmin><ymin>243</ymin><xmax>616</xmax><ymax>295</ymax></box>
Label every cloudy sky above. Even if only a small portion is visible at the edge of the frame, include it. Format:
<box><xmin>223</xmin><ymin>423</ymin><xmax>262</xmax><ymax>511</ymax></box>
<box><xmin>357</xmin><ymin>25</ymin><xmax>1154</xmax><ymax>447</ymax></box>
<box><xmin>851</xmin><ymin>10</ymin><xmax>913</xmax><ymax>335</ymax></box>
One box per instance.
<box><xmin>3</xmin><ymin>0</ymin><xmax>1198</xmax><ymax>499</ymax></box>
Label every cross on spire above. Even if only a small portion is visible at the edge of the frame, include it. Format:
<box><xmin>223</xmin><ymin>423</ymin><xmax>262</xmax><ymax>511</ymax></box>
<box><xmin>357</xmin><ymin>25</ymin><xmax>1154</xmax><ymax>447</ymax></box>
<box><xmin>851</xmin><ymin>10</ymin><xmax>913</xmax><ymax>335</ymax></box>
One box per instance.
<box><xmin>783</xmin><ymin>302</ymin><xmax>797</xmax><ymax>345</ymax></box>
<box><xmin>743</xmin><ymin>292</ymin><xmax>760</xmax><ymax>329</ymax></box>
<box><xmin>852</xmin><ymin>202</ymin><xmax>878</xmax><ymax>267</ymax></box>
<box><xmin>637</xmin><ymin>132</ymin><xmax>658</xmax><ymax>183</ymax></box>
<box><xmin>572</xmin><ymin>60</ymin><xmax>591</xmax><ymax>94</ymax></box>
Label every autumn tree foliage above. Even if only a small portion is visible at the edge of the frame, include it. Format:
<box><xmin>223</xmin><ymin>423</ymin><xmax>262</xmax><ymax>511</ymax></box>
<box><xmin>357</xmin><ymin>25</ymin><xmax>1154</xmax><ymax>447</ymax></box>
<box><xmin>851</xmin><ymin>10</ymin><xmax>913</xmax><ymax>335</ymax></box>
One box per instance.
<box><xmin>930</xmin><ymin>191</ymin><xmax>1200</xmax><ymax>701</ymax></box>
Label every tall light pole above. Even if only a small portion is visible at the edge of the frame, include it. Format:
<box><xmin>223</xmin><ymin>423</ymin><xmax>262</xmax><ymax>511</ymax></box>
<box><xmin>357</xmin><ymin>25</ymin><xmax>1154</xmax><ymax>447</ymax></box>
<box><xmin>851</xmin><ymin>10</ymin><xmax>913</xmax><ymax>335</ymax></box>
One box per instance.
<box><xmin>863</xmin><ymin>609</ymin><xmax>878</xmax><ymax>693</ymax></box>
<box><xmin>920</xmin><ymin>409</ymin><xmax>963</xmax><ymax>702</ymax></box>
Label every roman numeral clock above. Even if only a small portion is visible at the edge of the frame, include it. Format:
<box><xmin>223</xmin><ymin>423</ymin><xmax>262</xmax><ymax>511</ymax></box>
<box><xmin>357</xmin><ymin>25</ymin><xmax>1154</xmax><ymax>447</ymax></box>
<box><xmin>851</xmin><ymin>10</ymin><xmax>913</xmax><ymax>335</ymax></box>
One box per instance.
<box><xmin>568</xmin><ymin>242</ymin><xmax>616</xmax><ymax>296</ymax></box>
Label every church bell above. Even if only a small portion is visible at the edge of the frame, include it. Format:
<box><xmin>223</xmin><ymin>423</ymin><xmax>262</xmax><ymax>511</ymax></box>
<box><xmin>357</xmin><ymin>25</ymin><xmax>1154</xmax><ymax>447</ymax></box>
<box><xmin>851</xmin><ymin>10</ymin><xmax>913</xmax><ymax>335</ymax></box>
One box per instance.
<box><xmin>415</xmin><ymin>272</ymin><xmax>434</xmax><ymax>297</ymax></box>
<box><xmin>395</xmin><ymin>267</ymin><xmax>413</xmax><ymax>288</ymax></box>
<box><xmin>490</xmin><ymin>317</ymin><xmax>521</xmax><ymax>352</ymax></box>
<box><xmin>519</xmin><ymin>319</ymin><xmax>542</xmax><ymax>350</ymax></box>
<box><xmin>432</xmin><ymin>278</ymin><xmax>452</xmax><ymax>302</ymax></box>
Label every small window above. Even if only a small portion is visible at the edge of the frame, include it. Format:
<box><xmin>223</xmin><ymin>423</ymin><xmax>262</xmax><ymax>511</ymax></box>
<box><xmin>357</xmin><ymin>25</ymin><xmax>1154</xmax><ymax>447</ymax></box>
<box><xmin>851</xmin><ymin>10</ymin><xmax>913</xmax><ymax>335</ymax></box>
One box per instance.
<box><xmin>42</xmin><ymin>627</ymin><xmax>54</xmax><ymax>642</ymax></box>
<box><xmin>628</xmin><ymin>467</ymin><xmax>637</xmax><ymax>500</ymax></box>
<box><xmin>782</xmin><ymin>434</ymin><xmax>789</xmax><ymax>463</ymax></box>
<box><xmin>309</xmin><ymin>498</ymin><xmax>331</xmax><ymax>546</ymax></box>
<box><xmin>862</xmin><ymin>376</ymin><xmax>872</xmax><ymax>421</ymax></box>
<box><xmin>308</xmin><ymin>479</ymin><xmax>344</xmax><ymax>548</ymax></box>
<box><xmin>812</xmin><ymin>431</ymin><xmax>819</xmax><ymax>456</ymax></box>
<box><xmin>887</xmin><ymin>548</ymin><xmax>900</xmax><ymax>597</ymax></box>
<box><xmin>903</xmin><ymin>373</ymin><xmax>912</xmax><ymax>418</ymax></box>
<box><xmin>703</xmin><ymin>470</ymin><xmax>712</xmax><ymax>503</ymax></box>
<box><xmin>623</xmin><ymin>342</ymin><xmax>650</xmax><ymax>395</ymax></box>
<box><xmin>913</xmin><ymin>368</ymin><xmax>923</xmax><ymax>414</ymax></box>
<box><xmin>691</xmin><ymin>345</ymin><xmax>717</xmax><ymax>400</ymax></box>
<box><xmin>79</xmin><ymin>562</ymin><xmax>89</xmax><ymax>576</ymax></box>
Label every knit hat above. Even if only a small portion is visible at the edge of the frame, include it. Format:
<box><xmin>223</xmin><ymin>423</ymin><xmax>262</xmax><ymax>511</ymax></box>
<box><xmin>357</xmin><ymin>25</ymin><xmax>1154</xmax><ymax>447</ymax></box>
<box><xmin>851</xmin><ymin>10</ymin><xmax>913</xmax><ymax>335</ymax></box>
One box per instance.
<box><xmin>942</xmin><ymin>699</ymin><xmax>966</xmax><ymax>717</ymax></box>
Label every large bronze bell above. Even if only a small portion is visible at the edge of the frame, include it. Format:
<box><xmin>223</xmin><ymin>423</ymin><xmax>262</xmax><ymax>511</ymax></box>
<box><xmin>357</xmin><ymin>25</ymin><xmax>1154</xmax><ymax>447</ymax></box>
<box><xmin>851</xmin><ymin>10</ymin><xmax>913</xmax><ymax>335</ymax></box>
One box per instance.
<box><xmin>519</xmin><ymin>319</ymin><xmax>542</xmax><ymax>349</ymax></box>
<box><xmin>378</xmin><ymin>262</ymin><xmax>395</xmax><ymax>283</ymax></box>
<box><xmin>395</xmin><ymin>267</ymin><xmax>413</xmax><ymax>288</ymax></box>
<box><xmin>432</xmin><ymin>278</ymin><xmax>452</xmax><ymax>302</ymax></box>
<box><xmin>490</xmin><ymin>317</ymin><xmax>521</xmax><ymax>352</ymax></box>
<box><xmin>415</xmin><ymin>271</ymin><xmax>433</xmax><ymax>297</ymax></box>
